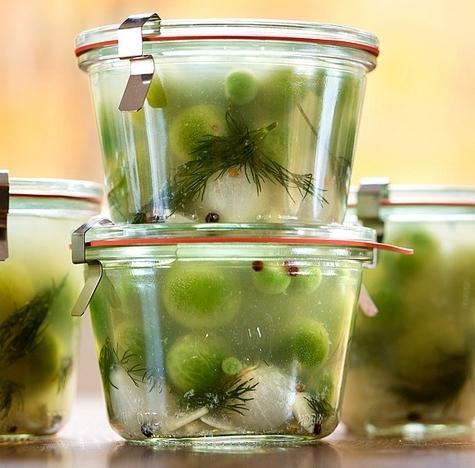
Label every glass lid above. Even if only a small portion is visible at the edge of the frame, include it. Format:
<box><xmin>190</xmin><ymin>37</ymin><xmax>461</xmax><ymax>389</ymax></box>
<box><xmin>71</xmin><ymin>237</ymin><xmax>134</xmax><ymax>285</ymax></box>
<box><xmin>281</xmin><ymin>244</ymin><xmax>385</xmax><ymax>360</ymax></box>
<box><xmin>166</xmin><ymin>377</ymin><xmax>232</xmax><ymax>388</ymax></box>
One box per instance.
<box><xmin>75</xmin><ymin>17</ymin><xmax>379</xmax><ymax>58</ymax></box>
<box><xmin>349</xmin><ymin>183</ymin><xmax>475</xmax><ymax>207</ymax></box>
<box><xmin>9</xmin><ymin>178</ymin><xmax>103</xmax><ymax>204</ymax></box>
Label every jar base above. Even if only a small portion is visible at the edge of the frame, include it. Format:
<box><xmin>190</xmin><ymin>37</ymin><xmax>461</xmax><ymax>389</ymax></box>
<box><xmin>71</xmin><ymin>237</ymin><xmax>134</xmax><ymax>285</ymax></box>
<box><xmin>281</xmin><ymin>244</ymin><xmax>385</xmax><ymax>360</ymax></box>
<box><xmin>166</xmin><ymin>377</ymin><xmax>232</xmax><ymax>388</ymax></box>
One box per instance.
<box><xmin>129</xmin><ymin>434</ymin><xmax>320</xmax><ymax>451</ymax></box>
<box><xmin>364</xmin><ymin>422</ymin><xmax>472</xmax><ymax>440</ymax></box>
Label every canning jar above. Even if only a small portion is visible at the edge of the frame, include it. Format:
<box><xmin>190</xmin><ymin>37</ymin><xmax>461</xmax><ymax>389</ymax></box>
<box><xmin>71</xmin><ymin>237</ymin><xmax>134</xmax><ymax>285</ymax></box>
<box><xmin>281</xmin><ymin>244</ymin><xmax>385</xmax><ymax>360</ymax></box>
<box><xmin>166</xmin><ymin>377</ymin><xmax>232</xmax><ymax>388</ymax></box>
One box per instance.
<box><xmin>0</xmin><ymin>176</ymin><xmax>102</xmax><ymax>438</ymax></box>
<box><xmin>71</xmin><ymin>221</ymin><xmax>407</xmax><ymax>445</ymax></box>
<box><xmin>75</xmin><ymin>14</ymin><xmax>378</xmax><ymax>225</ymax></box>
<box><xmin>343</xmin><ymin>184</ymin><xmax>475</xmax><ymax>437</ymax></box>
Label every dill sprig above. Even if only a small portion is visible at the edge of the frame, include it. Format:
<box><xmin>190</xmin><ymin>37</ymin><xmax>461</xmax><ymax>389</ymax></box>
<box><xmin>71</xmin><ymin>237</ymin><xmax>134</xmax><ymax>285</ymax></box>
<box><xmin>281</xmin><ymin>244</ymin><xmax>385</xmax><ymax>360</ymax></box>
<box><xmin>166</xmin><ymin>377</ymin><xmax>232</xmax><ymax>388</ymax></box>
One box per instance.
<box><xmin>0</xmin><ymin>277</ymin><xmax>67</xmax><ymax>369</ymax></box>
<box><xmin>0</xmin><ymin>380</ymin><xmax>23</xmax><ymax>420</ymax></box>
<box><xmin>98</xmin><ymin>338</ymin><xmax>146</xmax><ymax>390</ymax></box>
<box><xmin>181</xmin><ymin>376</ymin><xmax>258</xmax><ymax>416</ymax></box>
<box><xmin>57</xmin><ymin>357</ymin><xmax>74</xmax><ymax>394</ymax></box>
<box><xmin>168</xmin><ymin>110</ymin><xmax>321</xmax><ymax>213</ymax></box>
<box><xmin>304</xmin><ymin>392</ymin><xmax>334</xmax><ymax>434</ymax></box>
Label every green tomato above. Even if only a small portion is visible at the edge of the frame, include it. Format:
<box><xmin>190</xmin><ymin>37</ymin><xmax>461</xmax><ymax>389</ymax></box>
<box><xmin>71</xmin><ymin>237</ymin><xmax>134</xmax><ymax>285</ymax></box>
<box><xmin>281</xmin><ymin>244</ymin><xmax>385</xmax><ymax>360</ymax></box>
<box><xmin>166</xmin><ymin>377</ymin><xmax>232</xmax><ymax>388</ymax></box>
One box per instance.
<box><xmin>288</xmin><ymin>266</ymin><xmax>323</xmax><ymax>295</ymax></box>
<box><xmin>115</xmin><ymin>321</ymin><xmax>147</xmax><ymax>360</ymax></box>
<box><xmin>260</xmin><ymin>126</ymin><xmax>288</xmax><ymax>166</ymax></box>
<box><xmin>3</xmin><ymin>333</ymin><xmax>61</xmax><ymax>394</ymax></box>
<box><xmin>169</xmin><ymin>104</ymin><xmax>224</xmax><ymax>162</ymax></box>
<box><xmin>163</xmin><ymin>263</ymin><xmax>240</xmax><ymax>329</ymax></box>
<box><xmin>0</xmin><ymin>262</ymin><xmax>35</xmax><ymax>320</ymax></box>
<box><xmin>251</xmin><ymin>262</ymin><xmax>291</xmax><ymax>295</ymax></box>
<box><xmin>259</xmin><ymin>68</ymin><xmax>308</xmax><ymax>115</ymax></box>
<box><xmin>225</xmin><ymin>69</ymin><xmax>259</xmax><ymax>105</ymax></box>
<box><xmin>280</xmin><ymin>318</ymin><xmax>330</xmax><ymax>368</ymax></box>
<box><xmin>147</xmin><ymin>73</ymin><xmax>167</xmax><ymax>108</ymax></box>
<box><xmin>166</xmin><ymin>334</ymin><xmax>227</xmax><ymax>393</ymax></box>
<box><xmin>221</xmin><ymin>356</ymin><xmax>242</xmax><ymax>376</ymax></box>
<box><xmin>383</xmin><ymin>228</ymin><xmax>440</xmax><ymax>280</ymax></box>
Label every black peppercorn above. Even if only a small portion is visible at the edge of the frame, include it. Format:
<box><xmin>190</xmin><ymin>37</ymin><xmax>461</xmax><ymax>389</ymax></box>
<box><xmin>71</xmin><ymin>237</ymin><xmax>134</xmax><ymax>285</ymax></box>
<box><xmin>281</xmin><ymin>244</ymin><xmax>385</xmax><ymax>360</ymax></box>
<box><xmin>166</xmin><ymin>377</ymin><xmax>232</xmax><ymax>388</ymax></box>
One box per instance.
<box><xmin>252</xmin><ymin>260</ymin><xmax>264</xmax><ymax>272</ymax></box>
<box><xmin>205</xmin><ymin>212</ymin><xmax>220</xmax><ymax>223</ymax></box>
<box><xmin>141</xmin><ymin>423</ymin><xmax>154</xmax><ymax>438</ymax></box>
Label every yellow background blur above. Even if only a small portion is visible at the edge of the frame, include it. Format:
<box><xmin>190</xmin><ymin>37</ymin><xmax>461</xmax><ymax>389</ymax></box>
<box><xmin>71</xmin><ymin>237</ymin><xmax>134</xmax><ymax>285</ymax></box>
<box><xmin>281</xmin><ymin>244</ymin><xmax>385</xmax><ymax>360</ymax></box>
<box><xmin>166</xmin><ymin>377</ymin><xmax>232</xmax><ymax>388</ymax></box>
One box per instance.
<box><xmin>0</xmin><ymin>0</ymin><xmax>474</xmax><ymax>186</ymax></box>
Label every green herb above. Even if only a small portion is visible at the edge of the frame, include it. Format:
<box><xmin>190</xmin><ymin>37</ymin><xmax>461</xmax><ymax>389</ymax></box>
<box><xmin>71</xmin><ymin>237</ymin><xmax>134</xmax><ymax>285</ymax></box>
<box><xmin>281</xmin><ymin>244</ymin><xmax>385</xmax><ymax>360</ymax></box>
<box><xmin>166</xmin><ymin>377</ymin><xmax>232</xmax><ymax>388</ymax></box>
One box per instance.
<box><xmin>168</xmin><ymin>110</ymin><xmax>322</xmax><ymax>214</ymax></box>
<box><xmin>0</xmin><ymin>277</ymin><xmax>67</xmax><ymax>369</ymax></box>
<box><xmin>181</xmin><ymin>376</ymin><xmax>258</xmax><ymax>415</ymax></box>
<box><xmin>304</xmin><ymin>392</ymin><xmax>334</xmax><ymax>433</ymax></box>
<box><xmin>57</xmin><ymin>357</ymin><xmax>73</xmax><ymax>394</ymax></box>
<box><xmin>98</xmin><ymin>337</ymin><xmax>161</xmax><ymax>392</ymax></box>
<box><xmin>0</xmin><ymin>380</ymin><xmax>23</xmax><ymax>420</ymax></box>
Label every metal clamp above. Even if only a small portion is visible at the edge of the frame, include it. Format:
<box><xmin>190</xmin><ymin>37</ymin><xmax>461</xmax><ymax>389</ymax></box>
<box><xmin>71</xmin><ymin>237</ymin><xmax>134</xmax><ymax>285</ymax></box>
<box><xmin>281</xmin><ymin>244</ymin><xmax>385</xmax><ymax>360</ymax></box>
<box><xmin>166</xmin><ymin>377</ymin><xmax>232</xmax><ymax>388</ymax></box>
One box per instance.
<box><xmin>0</xmin><ymin>171</ymin><xmax>9</xmax><ymax>261</ymax></box>
<box><xmin>357</xmin><ymin>178</ymin><xmax>390</xmax><ymax>243</ymax></box>
<box><xmin>118</xmin><ymin>13</ymin><xmax>161</xmax><ymax>112</ymax></box>
<box><xmin>71</xmin><ymin>217</ymin><xmax>114</xmax><ymax>317</ymax></box>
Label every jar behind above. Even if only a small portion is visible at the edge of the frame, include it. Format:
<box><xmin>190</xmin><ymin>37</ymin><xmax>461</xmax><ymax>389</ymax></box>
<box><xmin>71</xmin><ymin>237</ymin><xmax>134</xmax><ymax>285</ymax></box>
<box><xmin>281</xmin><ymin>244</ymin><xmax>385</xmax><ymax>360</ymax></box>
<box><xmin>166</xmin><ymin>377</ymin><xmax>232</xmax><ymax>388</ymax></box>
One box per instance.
<box><xmin>0</xmin><ymin>177</ymin><xmax>102</xmax><ymax>438</ymax></box>
<box><xmin>343</xmin><ymin>186</ymin><xmax>475</xmax><ymax>438</ymax></box>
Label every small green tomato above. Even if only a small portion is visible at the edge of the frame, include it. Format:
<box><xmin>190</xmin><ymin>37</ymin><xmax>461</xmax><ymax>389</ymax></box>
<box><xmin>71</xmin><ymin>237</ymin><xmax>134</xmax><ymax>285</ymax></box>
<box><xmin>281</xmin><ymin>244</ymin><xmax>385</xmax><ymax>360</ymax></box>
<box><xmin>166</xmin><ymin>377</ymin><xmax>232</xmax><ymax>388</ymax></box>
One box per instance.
<box><xmin>221</xmin><ymin>357</ymin><xmax>242</xmax><ymax>376</ymax></box>
<box><xmin>165</xmin><ymin>334</ymin><xmax>227</xmax><ymax>393</ymax></box>
<box><xmin>147</xmin><ymin>73</ymin><xmax>167</xmax><ymax>108</ymax></box>
<box><xmin>225</xmin><ymin>69</ymin><xmax>259</xmax><ymax>105</ymax></box>
<box><xmin>169</xmin><ymin>104</ymin><xmax>224</xmax><ymax>162</ymax></box>
<box><xmin>288</xmin><ymin>266</ymin><xmax>323</xmax><ymax>295</ymax></box>
<box><xmin>280</xmin><ymin>318</ymin><xmax>330</xmax><ymax>368</ymax></box>
<box><xmin>163</xmin><ymin>263</ymin><xmax>240</xmax><ymax>329</ymax></box>
<box><xmin>251</xmin><ymin>261</ymin><xmax>291</xmax><ymax>295</ymax></box>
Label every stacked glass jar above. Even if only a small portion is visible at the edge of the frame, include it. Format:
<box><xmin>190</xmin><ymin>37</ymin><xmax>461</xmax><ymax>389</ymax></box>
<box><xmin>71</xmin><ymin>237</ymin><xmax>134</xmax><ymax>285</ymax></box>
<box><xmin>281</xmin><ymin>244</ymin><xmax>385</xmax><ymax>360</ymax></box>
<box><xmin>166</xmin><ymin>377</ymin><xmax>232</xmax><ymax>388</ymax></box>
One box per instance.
<box><xmin>73</xmin><ymin>13</ymin><xmax>402</xmax><ymax>445</ymax></box>
<box><xmin>0</xmin><ymin>176</ymin><xmax>102</xmax><ymax>439</ymax></box>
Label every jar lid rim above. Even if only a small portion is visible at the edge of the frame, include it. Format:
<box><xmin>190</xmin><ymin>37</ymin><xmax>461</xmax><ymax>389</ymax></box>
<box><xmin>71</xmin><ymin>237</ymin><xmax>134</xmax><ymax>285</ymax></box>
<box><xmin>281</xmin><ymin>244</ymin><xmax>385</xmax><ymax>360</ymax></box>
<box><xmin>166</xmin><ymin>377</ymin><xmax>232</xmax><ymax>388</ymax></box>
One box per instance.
<box><xmin>348</xmin><ymin>184</ymin><xmax>475</xmax><ymax>207</ymax></box>
<box><xmin>75</xmin><ymin>18</ymin><xmax>379</xmax><ymax>59</ymax></box>
<box><xmin>9</xmin><ymin>178</ymin><xmax>103</xmax><ymax>203</ymax></box>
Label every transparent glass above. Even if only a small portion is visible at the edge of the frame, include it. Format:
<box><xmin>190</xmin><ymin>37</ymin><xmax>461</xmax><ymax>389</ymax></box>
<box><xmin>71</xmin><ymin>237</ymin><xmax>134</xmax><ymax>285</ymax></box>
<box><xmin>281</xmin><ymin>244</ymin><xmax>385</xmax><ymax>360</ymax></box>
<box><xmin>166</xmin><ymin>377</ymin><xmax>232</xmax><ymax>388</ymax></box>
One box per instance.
<box><xmin>343</xmin><ymin>202</ymin><xmax>475</xmax><ymax>438</ymax></box>
<box><xmin>0</xmin><ymin>180</ymin><xmax>101</xmax><ymax>439</ymax></box>
<box><xmin>87</xmin><ymin>242</ymin><xmax>365</xmax><ymax>445</ymax></box>
<box><xmin>78</xmin><ymin>20</ymin><xmax>377</xmax><ymax>225</ymax></box>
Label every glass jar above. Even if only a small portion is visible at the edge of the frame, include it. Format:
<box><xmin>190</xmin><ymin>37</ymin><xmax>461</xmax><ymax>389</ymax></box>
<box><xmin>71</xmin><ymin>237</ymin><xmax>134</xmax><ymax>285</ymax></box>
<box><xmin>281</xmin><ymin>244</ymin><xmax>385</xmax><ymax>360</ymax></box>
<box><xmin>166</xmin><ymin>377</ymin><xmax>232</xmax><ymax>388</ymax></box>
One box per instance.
<box><xmin>343</xmin><ymin>185</ymin><xmax>475</xmax><ymax>437</ymax></box>
<box><xmin>76</xmin><ymin>15</ymin><xmax>378</xmax><ymax>225</ymax></box>
<box><xmin>0</xmin><ymin>177</ymin><xmax>102</xmax><ymax>439</ymax></box>
<box><xmin>72</xmin><ymin>221</ymin><xmax>407</xmax><ymax>445</ymax></box>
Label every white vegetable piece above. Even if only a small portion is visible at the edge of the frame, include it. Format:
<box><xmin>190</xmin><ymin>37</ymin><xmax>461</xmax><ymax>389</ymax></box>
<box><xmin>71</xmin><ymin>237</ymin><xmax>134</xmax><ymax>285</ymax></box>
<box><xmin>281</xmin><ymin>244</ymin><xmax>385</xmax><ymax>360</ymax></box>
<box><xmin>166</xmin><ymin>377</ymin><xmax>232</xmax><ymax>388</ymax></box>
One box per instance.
<box><xmin>292</xmin><ymin>392</ymin><xmax>315</xmax><ymax>433</ymax></box>
<box><xmin>201</xmin><ymin>171</ymin><xmax>272</xmax><ymax>222</ymax></box>
<box><xmin>205</xmin><ymin>365</ymin><xmax>296</xmax><ymax>432</ymax></box>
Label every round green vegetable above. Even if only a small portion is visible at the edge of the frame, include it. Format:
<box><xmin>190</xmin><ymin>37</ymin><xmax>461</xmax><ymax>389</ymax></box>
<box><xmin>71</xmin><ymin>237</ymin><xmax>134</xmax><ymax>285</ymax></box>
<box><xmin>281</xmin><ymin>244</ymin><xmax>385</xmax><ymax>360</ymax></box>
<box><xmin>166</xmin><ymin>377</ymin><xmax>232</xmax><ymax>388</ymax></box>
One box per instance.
<box><xmin>0</xmin><ymin>262</ymin><xmax>35</xmax><ymax>320</ymax></box>
<box><xmin>115</xmin><ymin>322</ymin><xmax>146</xmax><ymax>360</ymax></box>
<box><xmin>259</xmin><ymin>68</ymin><xmax>307</xmax><ymax>115</ymax></box>
<box><xmin>221</xmin><ymin>356</ymin><xmax>242</xmax><ymax>376</ymax></box>
<box><xmin>260</xmin><ymin>126</ymin><xmax>288</xmax><ymax>166</ymax></box>
<box><xmin>163</xmin><ymin>263</ymin><xmax>240</xmax><ymax>329</ymax></box>
<box><xmin>288</xmin><ymin>266</ymin><xmax>323</xmax><ymax>294</ymax></box>
<box><xmin>280</xmin><ymin>318</ymin><xmax>330</xmax><ymax>368</ymax></box>
<box><xmin>147</xmin><ymin>73</ymin><xmax>167</xmax><ymax>108</ymax></box>
<box><xmin>251</xmin><ymin>262</ymin><xmax>291</xmax><ymax>295</ymax></box>
<box><xmin>3</xmin><ymin>333</ymin><xmax>61</xmax><ymax>393</ymax></box>
<box><xmin>166</xmin><ymin>334</ymin><xmax>227</xmax><ymax>393</ymax></box>
<box><xmin>169</xmin><ymin>104</ymin><xmax>224</xmax><ymax>162</ymax></box>
<box><xmin>225</xmin><ymin>69</ymin><xmax>259</xmax><ymax>105</ymax></box>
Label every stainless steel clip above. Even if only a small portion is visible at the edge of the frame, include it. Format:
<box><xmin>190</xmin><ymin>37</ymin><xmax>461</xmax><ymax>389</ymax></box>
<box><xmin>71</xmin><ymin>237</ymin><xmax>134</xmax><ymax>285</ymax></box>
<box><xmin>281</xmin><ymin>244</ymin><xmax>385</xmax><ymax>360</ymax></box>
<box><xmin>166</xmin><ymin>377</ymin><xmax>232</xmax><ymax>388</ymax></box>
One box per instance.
<box><xmin>357</xmin><ymin>178</ymin><xmax>390</xmax><ymax>243</ymax></box>
<box><xmin>0</xmin><ymin>171</ymin><xmax>9</xmax><ymax>261</ymax></box>
<box><xmin>71</xmin><ymin>217</ymin><xmax>114</xmax><ymax>317</ymax></box>
<box><xmin>118</xmin><ymin>12</ymin><xmax>161</xmax><ymax>112</ymax></box>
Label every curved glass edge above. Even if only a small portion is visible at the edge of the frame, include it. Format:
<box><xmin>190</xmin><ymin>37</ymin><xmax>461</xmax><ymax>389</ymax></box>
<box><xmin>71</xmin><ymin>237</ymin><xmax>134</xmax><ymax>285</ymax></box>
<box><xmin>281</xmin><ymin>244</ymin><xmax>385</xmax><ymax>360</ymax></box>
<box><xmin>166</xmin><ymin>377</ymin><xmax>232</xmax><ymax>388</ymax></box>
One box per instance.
<box><xmin>9</xmin><ymin>178</ymin><xmax>103</xmax><ymax>201</ymax></box>
<box><xmin>348</xmin><ymin>185</ymin><xmax>475</xmax><ymax>207</ymax></box>
<box><xmin>84</xmin><ymin>222</ymin><xmax>376</xmax><ymax>243</ymax></box>
<box><xmin>75</xmin><ymin>18</ymin><xmax>379</xmax><ymax>52</ymax></box>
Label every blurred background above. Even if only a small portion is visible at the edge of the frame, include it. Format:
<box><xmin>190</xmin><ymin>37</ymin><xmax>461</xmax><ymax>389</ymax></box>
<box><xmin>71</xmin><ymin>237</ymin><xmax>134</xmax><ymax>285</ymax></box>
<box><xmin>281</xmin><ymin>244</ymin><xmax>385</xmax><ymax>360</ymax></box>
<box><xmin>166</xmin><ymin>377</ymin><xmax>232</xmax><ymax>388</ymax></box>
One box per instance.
<box><xmin>0</xmin><ymin>1</ymin><xmax>473</xmax><ymax>396</ymax></box>
<box><xmin>1</xmin><ymin>0</ymin><xmax>474</xmax><ymax>184</ymax></box>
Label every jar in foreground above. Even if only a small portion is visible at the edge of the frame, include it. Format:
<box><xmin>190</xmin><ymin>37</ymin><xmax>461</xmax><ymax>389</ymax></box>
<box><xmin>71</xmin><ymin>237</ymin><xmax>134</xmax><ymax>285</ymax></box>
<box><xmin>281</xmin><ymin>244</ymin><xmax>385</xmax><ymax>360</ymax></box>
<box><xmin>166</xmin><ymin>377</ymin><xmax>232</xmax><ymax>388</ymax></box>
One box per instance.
<box><xmin>72</xmin><ymin>223</ymin><xmax>393</xmax><ymax>445</ymax></box>
<box><xmin>0</xmin><ymin>176</ymin><xmax>102</xmax><ymax>438</ymax></box>
<box><xmin>343</xmin><ymin>185</ymin><xmax>475</xmax><ymax>438</ymax></box>
<box><xmin>76</xmin><ymin>15</ymin><xmax>378</xmax><ymax>225</ymax></box>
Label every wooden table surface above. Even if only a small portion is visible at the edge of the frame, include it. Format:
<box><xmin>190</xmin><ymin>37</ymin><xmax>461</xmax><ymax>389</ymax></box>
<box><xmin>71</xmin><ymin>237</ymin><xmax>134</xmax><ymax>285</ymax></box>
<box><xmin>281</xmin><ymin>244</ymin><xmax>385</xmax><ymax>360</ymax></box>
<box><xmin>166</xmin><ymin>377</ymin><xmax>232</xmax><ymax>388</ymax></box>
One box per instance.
<box><xmin>1</xmin><ymin>398</ymin><xmax>474</xmax><ymax>468</ymax></box>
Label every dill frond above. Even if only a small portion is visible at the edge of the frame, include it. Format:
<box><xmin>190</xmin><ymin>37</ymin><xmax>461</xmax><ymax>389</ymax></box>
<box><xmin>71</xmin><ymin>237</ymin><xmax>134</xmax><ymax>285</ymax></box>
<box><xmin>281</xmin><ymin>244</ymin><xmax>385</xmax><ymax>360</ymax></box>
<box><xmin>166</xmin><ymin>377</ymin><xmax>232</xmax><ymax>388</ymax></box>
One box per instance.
<box><xmin>0</xmin><ymin>277</ymin><xmax>67</xmax><ymax>369</ymax></box>
<box><xmin>0</xmin><ymin>380</ymin><xmax>23</xmax><ymax>420</ymax></box>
